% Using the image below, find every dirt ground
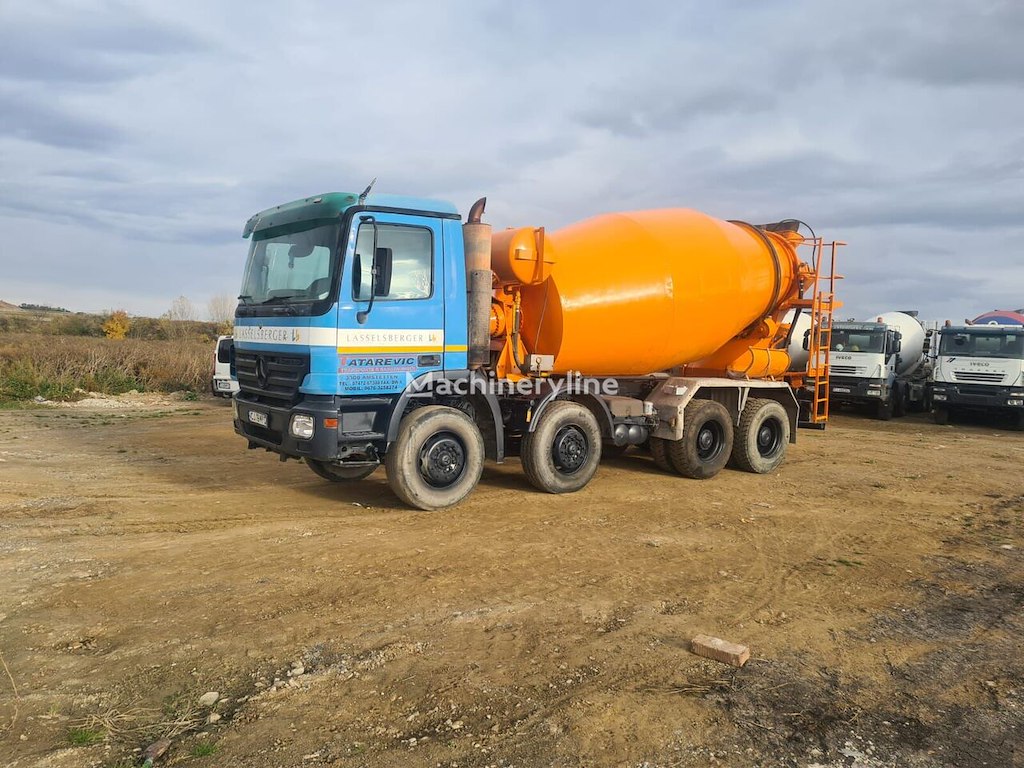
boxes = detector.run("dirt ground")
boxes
[1,399,1022,768]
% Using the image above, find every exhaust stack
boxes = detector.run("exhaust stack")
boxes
[463,197,493,369]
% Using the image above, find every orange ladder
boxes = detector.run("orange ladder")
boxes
[789,238,843,428]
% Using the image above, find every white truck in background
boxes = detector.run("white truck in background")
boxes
[827,312,935,420]
[211,335,239,398]
[931,324,1024,430]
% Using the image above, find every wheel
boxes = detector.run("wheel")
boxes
[893,384,907,417]
[876,395,893,421]
[667,399,734,479]
[1013,412,1024,432]
[649,437,674,472]
[934,405,949,425]
[305,458,377,482]
[384,405,484,510]
[730,399,789,474]
[601,442,629,460]
[521,401,602,493]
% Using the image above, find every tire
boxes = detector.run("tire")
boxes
[649,437,674,472]
[305,458,377,482]
[521,401,602,494]
[1013,412,1024,432]
[934,406,949,425]
[730,399,790,474]
[384,405,484,510]
[667,399,734,480]
[893,384,907,417]
[876,396,893,421]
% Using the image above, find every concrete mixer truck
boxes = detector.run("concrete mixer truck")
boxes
[931,323,1024,429]
[827,312,934,420]
[231,191,839,509]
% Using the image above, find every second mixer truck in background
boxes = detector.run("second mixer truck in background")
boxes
[826,312,934,420]
[231,190,840,509]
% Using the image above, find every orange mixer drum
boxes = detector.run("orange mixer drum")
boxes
[518,209,801,376]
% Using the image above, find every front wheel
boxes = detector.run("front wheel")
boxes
[730,398,790,474]
[522,401,602,493]
[667,399,734,479]
[934,405,950,425]
[893,384,907,417]
[385,406,484,510]
[876,395,894,421]
[306,458,377,482]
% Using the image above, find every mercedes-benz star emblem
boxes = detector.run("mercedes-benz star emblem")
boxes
[255,356,269,388]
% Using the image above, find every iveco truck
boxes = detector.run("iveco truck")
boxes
[827,312,933,420]
[931,324,1024,429]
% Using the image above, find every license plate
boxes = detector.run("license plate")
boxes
[248,410,268,427]
[832,387,851,394]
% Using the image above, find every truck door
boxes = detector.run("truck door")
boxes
[336,213,446,396]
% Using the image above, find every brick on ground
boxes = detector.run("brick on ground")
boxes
[691,634,750,667]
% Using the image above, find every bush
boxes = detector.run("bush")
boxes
[0,334,212,402]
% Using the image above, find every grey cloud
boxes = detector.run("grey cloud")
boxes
[833,1,1024,87]
[577,87,778,138]
[0,91,125,150]
[0,4,207,84]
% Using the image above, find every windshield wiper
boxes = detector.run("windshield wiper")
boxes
[259,294,306,305]
[237,294,253,305]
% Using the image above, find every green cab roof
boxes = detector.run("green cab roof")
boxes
[242,192,460,238]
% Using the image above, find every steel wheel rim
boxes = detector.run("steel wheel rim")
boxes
[551,424,589,474]
[756,418,784,458]
[419,431,466,488]
[696,421,725,461]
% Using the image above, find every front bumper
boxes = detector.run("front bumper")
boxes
[828,376,889,403]
[233,394,393,461]
[931,384,1024,411]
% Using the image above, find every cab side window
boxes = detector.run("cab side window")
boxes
[353,223,433,301]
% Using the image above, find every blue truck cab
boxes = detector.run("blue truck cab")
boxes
[232,192,496,485]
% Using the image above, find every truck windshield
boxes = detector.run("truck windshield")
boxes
[239,224,338,305]
[940,331,1024,359]
[830,329,885,354]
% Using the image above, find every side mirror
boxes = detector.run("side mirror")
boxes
[374,247,393,297]
[352,252,363,298]
[893,338,902,354]
[802,329,810,351]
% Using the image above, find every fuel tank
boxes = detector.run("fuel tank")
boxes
[514,209,803,376]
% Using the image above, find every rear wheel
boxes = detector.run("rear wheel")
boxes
[522,401,602,493]
[667,400,734,479]
[730,399,789,474]
[649,437,674,472]
[305,458,377,482]
[385,406,484,510]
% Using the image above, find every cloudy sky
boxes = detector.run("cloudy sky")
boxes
[1,0,1022,322]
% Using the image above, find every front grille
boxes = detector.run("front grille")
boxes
[831,365,865,376]
[236,350,310,405]
[953,371,1006,384]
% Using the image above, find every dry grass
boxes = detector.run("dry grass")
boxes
[0,333,211,402]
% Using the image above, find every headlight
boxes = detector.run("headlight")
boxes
[932,393,947,401]
[290,414,315,439]
[1008,399,1024,407]
[1011,390,1024,397]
